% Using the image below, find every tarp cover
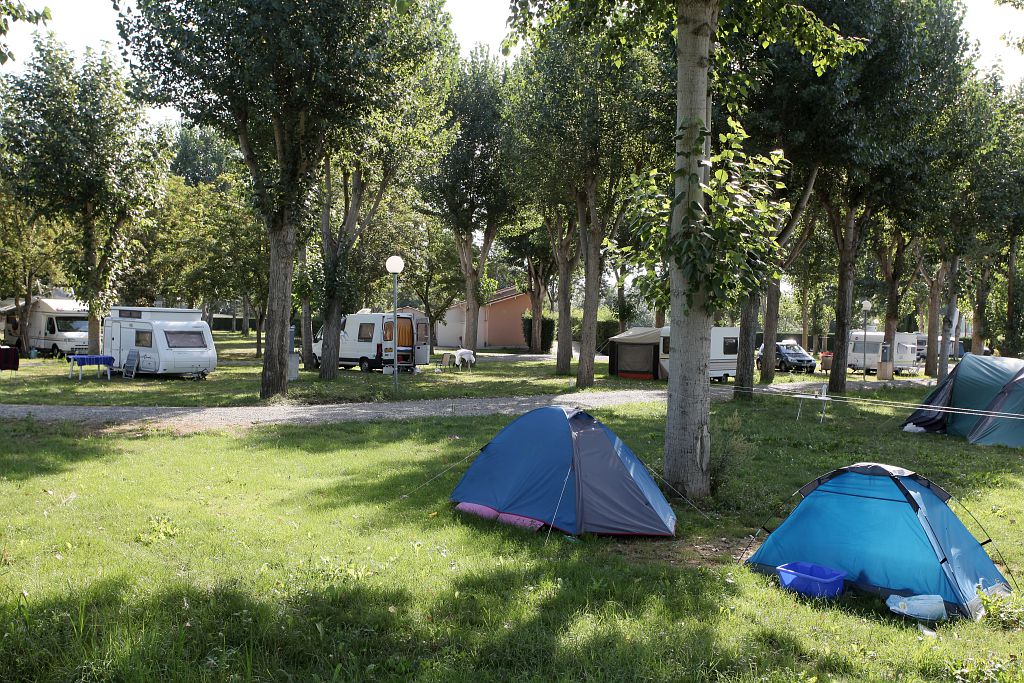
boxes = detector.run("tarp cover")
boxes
[903,354,1024,447]
[608,327,663,344]
[747,462,1009,618]
[451,406,675,536]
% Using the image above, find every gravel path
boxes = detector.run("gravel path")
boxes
[0,377,933,431]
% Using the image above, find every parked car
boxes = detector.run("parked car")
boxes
[756,340,817,373]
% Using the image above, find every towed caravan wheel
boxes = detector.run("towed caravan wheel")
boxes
[359,358,372,373]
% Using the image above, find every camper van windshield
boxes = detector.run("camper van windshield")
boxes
[164,331,207,349]
[56,317,88,333]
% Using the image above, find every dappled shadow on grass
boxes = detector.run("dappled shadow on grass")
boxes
[0,421,115,481]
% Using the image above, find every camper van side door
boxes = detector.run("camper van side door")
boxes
[415,319,429,365]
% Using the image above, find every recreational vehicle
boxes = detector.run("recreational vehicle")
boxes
[102,307,217,376]
[1,298,89,356]
[848,331,918,374]
[660,326,739,382]
[311,311,430,372]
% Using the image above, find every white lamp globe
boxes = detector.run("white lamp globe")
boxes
[386,255,405,274]
[861,299,873,312]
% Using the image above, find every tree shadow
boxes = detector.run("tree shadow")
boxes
[0,421,114,481]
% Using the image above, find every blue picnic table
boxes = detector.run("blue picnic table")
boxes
[67,355,116,381]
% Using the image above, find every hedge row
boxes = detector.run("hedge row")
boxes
[523,309,621,353]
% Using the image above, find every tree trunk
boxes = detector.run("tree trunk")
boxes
[760,277,781,383]
[555,259,574,374]
[925,265,947,376]
[938,256,961,381]
[260,219,296,398]
[664,0,718,500]
[242,297,251,337]
[299,245,314,371]
[617,265,627,334]
[655,308,666,328]
[828,239,856,393]
[255,309,264,358]
[16,273,33,356]
[529,288,544,353]
[884,275,899,352]
[576,186,603,389]
[734,293,759,400]
[463,274,481,351]
[1007,233,1020,356]
[972,266,991,354]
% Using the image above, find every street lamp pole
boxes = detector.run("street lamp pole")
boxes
[386,255,405,396]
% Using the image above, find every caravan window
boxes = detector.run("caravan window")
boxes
[417,321,428,342]
[383,322,393,342]
[358,323,375,343]
[56,317,88,333]
[722,337,738,355]
[897,342,915,356]
[135,330,153,348]
[118,309,142,319]
[164,331,207,348]
[662,338,670,354]
[851,341,882,355]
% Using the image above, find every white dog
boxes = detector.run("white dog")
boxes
[454,348,476,370]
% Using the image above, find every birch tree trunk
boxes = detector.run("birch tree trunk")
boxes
[664,0,719,500]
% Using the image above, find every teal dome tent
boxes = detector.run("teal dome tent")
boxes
[902,354,1024,447]
[747,463,1011,618]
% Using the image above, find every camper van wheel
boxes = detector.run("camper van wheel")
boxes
[51,344,62,358]
[312,354,321,369]
[720,374,730,383]
[359,358,372,373]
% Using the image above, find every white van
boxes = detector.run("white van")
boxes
[1,298,90,356]
[660,326,740,382]
[312,312,430,372]
[848,331,918,374]
[103,307,217,376]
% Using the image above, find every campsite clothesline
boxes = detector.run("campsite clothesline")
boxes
[706,383,1024,422]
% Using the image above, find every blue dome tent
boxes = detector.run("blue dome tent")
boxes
[450,406,676,536]
[902,353,1024,447]
[747,463,1011,618]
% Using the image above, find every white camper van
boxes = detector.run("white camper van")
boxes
[1,298,90,356]
[311,311,430,372]
[848,331,918,374]
[102,307,217,376]
[660,326,740,382]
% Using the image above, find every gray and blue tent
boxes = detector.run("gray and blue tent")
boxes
[747,463,1010,618]
[902,354,1024,447]
[450,406,676,536]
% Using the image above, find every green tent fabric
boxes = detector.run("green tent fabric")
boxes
[903,354,1024,447]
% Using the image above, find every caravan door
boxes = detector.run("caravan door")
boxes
[415,318,430,366]
[109,322,122,365]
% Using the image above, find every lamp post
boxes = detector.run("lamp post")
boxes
[386,255,405,395]
[861,299,872,382]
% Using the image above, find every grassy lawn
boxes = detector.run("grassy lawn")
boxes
[2,387,1022,681]
[0,332,654,407]
[0,332,924,408]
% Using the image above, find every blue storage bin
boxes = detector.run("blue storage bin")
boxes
[777,562,846,598]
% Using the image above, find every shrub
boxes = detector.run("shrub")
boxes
[521,313,556,352]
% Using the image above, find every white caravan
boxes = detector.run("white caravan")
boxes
[311,311,430,372]
[1,298,89,356]
[848,331,918,374]
[660,325,740,382]
[102,307,217,376]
